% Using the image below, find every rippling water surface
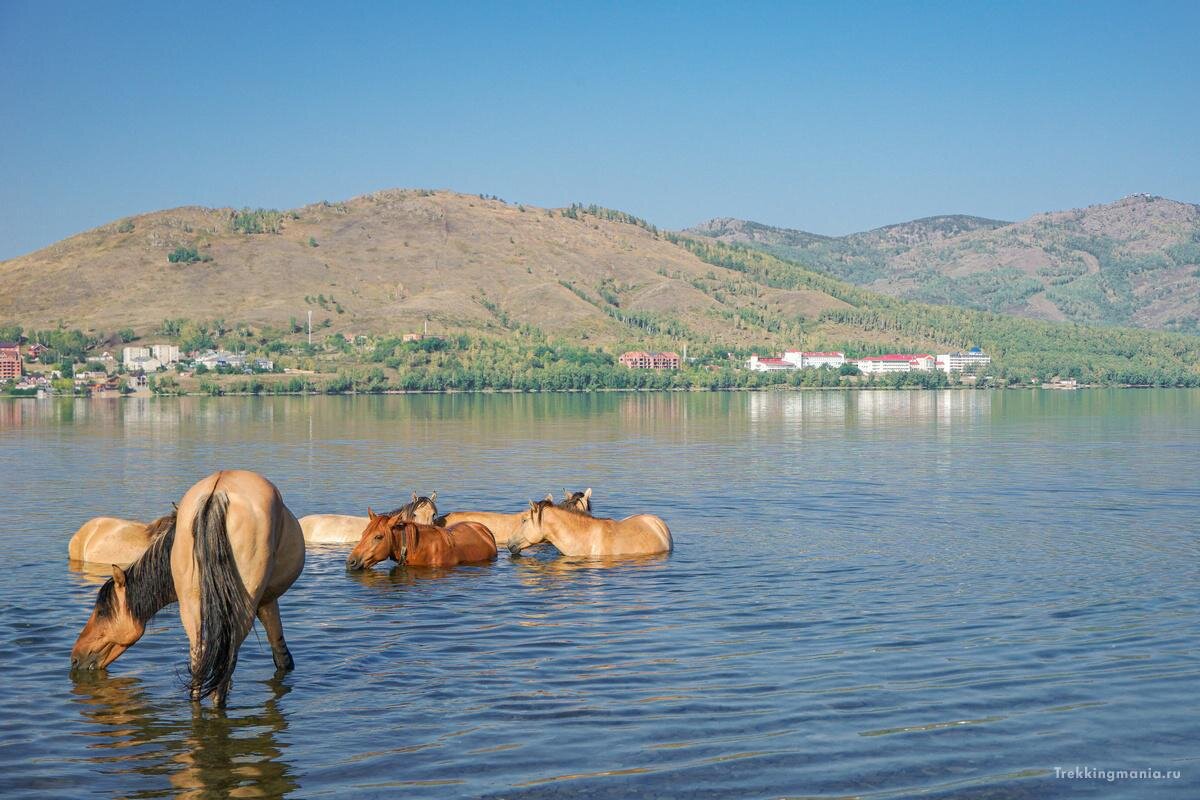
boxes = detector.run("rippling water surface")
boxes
[0,390,1197,799]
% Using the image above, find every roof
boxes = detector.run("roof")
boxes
[0,342,20,349]
[858,353,932,362]
[756,357,792,366]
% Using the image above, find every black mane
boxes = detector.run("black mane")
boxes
[94,516,177,623]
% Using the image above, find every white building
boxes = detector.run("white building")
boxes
[122,346,151,367]
[127,356,162,373]
[936,349,991,373]
[150,344,181,365]
[746,354,796,372]
[855,354,936,374]
[782,351,846,369]
[196,350,246,369]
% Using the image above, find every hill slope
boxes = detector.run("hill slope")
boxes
[687,195,1200,332]
[0,190,847,348]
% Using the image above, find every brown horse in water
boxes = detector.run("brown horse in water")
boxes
[346,510,497,570]
[507,500,672,557]
[299,493,439,545]
[68,510,177,566]
[441,488,593,544]
[72,470,306,707]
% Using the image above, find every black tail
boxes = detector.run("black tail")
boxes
[191,491,253,702]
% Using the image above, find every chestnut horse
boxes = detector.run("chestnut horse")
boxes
[68,510,177,565]
[299,493,439,545]
[442,488,593,544]
[72,470,305,707]
[507,500,671,557]
[346,511,497,570]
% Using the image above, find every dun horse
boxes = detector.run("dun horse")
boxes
[442,488,593,543]
[68,510,177,565]
[72,470,305,707]
[299,493,439,545]
[346,510,497,570]
[507,499,671,557]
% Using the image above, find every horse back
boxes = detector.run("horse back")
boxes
[69,516,150,563]
[448,521,499,558]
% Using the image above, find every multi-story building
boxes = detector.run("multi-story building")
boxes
[782,351,846,369]
[150,344,181,365]
[936,348,991,373]
[619,351,681,370]
[122,346,152,366]
[855,354,936,374]
[0,342,23,380]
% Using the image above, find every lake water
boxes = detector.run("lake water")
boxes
[0,390,1197,799]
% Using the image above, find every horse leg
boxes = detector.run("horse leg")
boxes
[256,598,295,672]
[179,593,204,703]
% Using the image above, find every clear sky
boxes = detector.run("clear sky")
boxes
[1,1,1197,259]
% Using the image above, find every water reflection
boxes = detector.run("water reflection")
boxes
[70,674,297,799]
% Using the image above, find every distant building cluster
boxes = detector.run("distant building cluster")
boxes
[619,351,681,370]
[746,348,991,375]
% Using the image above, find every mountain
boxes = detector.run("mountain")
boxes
[0,190,848,349]
[3,189,1199,386]
[687,195,1200,332]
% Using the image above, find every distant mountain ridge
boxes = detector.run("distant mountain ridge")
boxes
[687,195,1200,332]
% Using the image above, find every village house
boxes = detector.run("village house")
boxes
[746,354,795,372]
[26,343,49,360]
[855,354,936,374]
[0,342,23,381]
[619,351,681,370]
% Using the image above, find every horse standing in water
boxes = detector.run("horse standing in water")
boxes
[72,470,306,707]
[346,510,497,570]
[442,488,593,544]
[68,510,177,565]
[507,499,671,557]
[299,493,439,544]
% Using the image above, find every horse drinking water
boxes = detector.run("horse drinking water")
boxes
[71,470,305,707]
[346,509,497,569]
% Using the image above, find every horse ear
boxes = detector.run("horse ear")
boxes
[563,487,569,499]
[544,493,554,503]
[388,513,407,529]
[429,491,437,503]
[368,507,377,521]
[412,492,418,502]
[584,488,592,501]
[112,565,127,588]
[529,499,537,510]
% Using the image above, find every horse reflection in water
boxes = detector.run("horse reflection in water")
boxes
[70,673,298,799]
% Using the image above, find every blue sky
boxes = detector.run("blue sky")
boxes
[1,1,1197,259]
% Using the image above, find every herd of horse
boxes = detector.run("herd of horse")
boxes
[68,470,672,707]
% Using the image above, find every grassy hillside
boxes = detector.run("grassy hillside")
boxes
[688,194,1200,332]
[3,189,1200,389]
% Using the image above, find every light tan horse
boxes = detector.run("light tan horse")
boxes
[68,511,177,565]
[507,499,671,557]
[72,470,305,707]
[299,493,439,544]
[443,488,593,544]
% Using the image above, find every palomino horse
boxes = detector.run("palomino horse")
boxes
[68,510,177,565]
[72,470,305,707]
[507,499,672,557]
[442,488,593,544]
[299,493,439,544]
[346,511,497,570]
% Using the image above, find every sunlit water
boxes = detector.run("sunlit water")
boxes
[0,390,1197,799]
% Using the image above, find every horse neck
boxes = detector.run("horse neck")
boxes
[125,526,178,621]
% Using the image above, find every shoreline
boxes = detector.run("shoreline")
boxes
[3,383,1185,400]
